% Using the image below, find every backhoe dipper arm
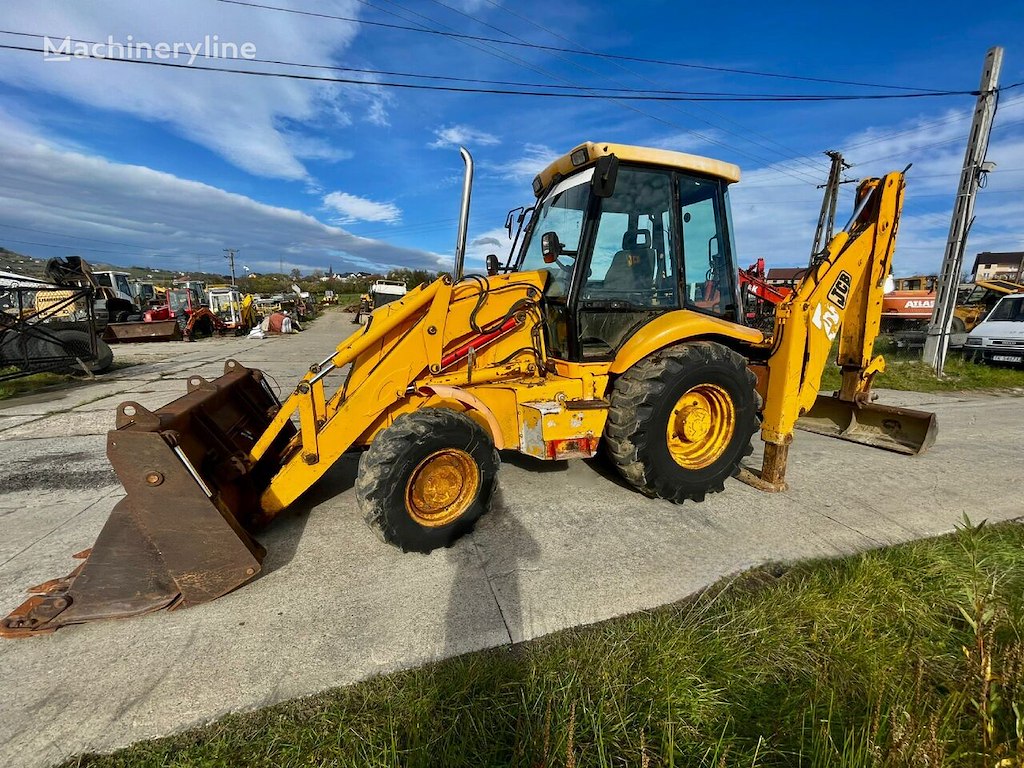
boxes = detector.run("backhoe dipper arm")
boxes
[757,171,907,487]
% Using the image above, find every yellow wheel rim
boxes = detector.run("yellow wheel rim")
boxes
[405,449,480,527]
[665,383,736,470]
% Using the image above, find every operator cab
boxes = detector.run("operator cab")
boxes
[514,141,743,362]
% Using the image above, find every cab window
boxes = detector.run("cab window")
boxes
[116,275,132,297]
[679,176,734,319]
[518,168,593,299]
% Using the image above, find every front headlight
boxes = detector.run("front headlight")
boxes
[965,337,982,346]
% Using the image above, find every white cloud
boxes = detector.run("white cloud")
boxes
[726,98,1024,277]
[0,111,443,275]
[463,226,513,272]
[323,192,401,224]
[429,124,501,150]
[492,143,559,180]
[0,1,382,181]
[644,129,728,155]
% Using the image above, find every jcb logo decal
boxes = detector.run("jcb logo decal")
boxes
[812,302,840,341]
[828,271,852,310]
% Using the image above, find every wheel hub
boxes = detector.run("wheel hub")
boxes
[405,449,479,527]
[676,405,712,442]
[666,383,737,470]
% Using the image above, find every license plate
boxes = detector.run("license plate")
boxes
[992,354,1022,363]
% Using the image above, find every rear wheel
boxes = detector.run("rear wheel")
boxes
[605,341,759,502]
[357,408,499,552]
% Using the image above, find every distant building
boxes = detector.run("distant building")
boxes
[765,267,807,288]
[972,251,1024,281]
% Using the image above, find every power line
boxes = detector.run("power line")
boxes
[852,115,1024,164]
[840,93,1024,152]
[736,188,1024,205]
[358,0,827,187]
[1,29,909,98]
[438,0,830,185]
[0,222,155,249]
[0,236,167,257]
[0,42,975,102]
[217,0,949,93]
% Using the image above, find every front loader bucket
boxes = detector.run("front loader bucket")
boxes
[104,319,183,343]
[796,393,938,456]
[1,360,296,637]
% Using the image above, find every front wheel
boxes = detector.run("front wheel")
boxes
[604,341,760,502]
[356,408,499,553]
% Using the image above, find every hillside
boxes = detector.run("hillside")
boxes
[0,247,232,285]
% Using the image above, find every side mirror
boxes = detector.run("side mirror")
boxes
[541,231,562,264]
[485,254,501,276]
[592,154,619,198]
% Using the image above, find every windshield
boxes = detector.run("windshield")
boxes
[988,295,1024,322]
[518,168,594,298]
[168,290,188,313]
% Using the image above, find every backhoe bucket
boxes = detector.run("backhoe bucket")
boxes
[103,319,183,343]
[1,360,295,637]
[796,393,937,456]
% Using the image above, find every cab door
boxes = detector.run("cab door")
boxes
[575,165,678,360]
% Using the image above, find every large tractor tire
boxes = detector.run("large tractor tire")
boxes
[54,328,114,374]
[357,408,499,553]
[604,341,759,503]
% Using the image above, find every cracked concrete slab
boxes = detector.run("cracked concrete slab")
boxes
[0,310,1021,767]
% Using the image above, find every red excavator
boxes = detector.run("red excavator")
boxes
[106,285,225,342]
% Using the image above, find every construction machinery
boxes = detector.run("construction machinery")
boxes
[105,284,224,342]
[1,142,937,637]
[878,276,1023,348]
[353,279,407,324]
[0,264,114,378]
[208,286,257,334]
[738,258,792,330]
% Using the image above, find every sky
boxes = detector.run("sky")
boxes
[0,1,1023,279]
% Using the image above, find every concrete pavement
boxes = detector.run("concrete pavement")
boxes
[0,309,1021,766]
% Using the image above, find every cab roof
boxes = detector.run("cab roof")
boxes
[533,141,741,197]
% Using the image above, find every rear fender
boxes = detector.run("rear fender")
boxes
[609,310,766,375]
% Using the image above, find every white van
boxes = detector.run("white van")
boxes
[963,293,1024,365]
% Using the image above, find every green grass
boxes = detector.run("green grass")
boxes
[66,518,1024,767]
[0,369,74,401]
[329,292,362,307]
[819,338,1024,393]
[0,361,136,402]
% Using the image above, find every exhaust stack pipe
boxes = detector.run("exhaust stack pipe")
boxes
[453,147,473,281]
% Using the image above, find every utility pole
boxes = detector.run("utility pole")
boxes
[223,248,238,286]
[922,46,1003,374]
[809,151,855,268]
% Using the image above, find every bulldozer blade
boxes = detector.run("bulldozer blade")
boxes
[104,320,183,343]
[796,394,938,456]
[1,360,296,638]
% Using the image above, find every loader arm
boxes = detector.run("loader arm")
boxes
[248,272,545,519]
[757,171,935,486]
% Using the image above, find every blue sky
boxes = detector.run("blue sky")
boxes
[1,0,1023,278]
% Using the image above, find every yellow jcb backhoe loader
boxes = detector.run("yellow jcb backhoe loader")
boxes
[1,142,936,637]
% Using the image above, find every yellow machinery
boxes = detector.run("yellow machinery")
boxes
[1,142,936,637]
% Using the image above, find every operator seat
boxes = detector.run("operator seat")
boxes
[603,229,655,294]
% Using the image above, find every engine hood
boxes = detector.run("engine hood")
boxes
[969,319,1024,339]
